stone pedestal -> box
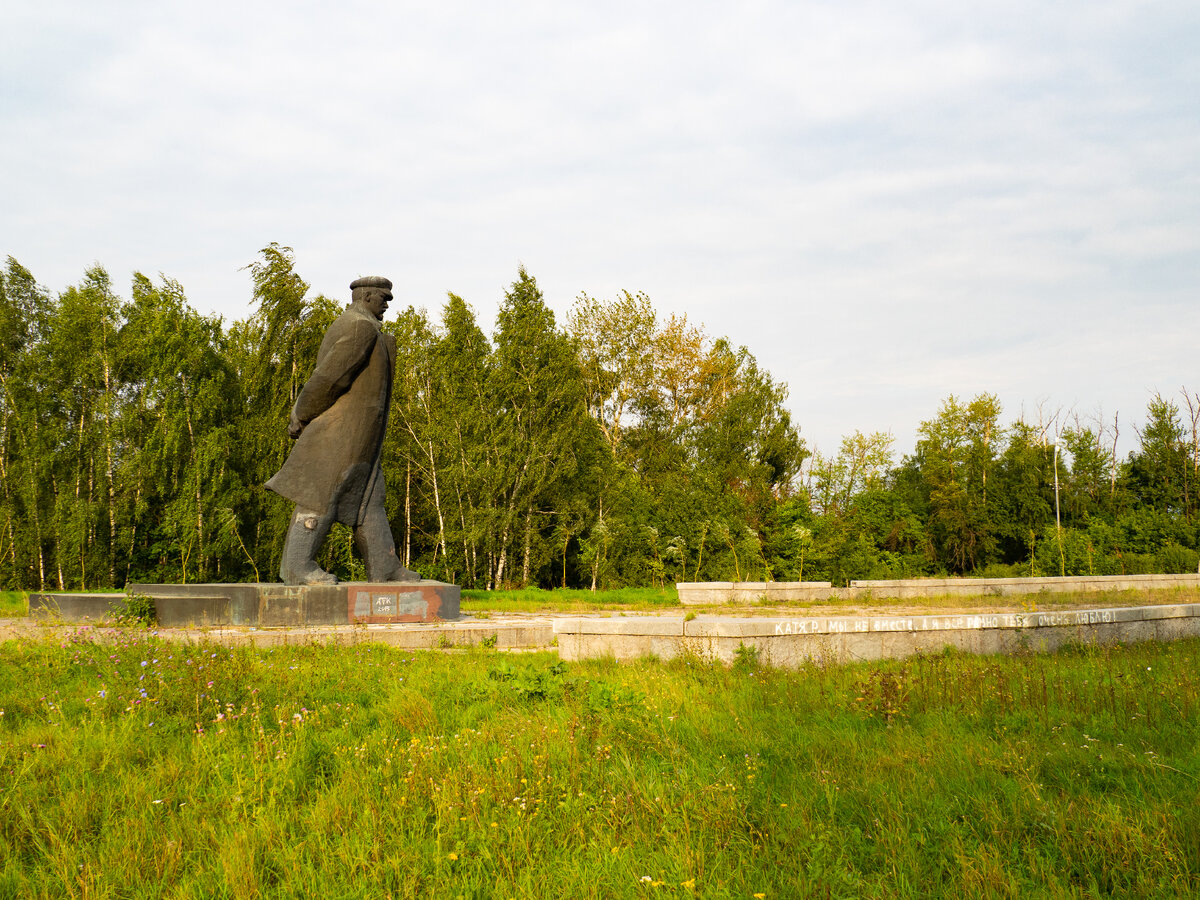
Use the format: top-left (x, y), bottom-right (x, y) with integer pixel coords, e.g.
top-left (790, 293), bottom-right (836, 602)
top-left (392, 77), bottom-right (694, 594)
top-left (27, 592), bottom-right (129, 621)
top-left (28, 581), bottom-right (460, 627)
top-left (345, 582), bottom-right (458, 624)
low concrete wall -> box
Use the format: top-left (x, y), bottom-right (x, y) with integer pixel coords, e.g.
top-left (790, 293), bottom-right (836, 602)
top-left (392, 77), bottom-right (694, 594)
top-left (677, 573), bottom-right (1200, 605)
top-left (28, 592), bottom-right (128, 621)
top-left (32, 581), bottom-right (461, 627)
top-left (555, 603), bottom-right (1200, 668)
top-left (848, 573), bottom-right (1200, 598)
top-left (2, 615), bottom-right (555, 651)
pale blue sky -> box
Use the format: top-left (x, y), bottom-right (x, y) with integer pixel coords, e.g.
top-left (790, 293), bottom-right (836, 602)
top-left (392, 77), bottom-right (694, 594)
top-left (3, 0), bottom-right (1197, 460)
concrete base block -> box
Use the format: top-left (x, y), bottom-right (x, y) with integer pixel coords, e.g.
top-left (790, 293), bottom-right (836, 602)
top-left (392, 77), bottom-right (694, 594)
top-left (848, 573), bottom-right (1200, 599)
top-left (343, 582), bottom-right (459, 623)
top-left (678, 574), bottom-right (1200, 605)
top-left (554, 603), bottom-right (1200, 668)
top-left (32, 580), bottom-right (463, 627)
top-left (29, 592), bottom-right (130, 621)
top-left (1156, 617), bottom-right (1200, 642)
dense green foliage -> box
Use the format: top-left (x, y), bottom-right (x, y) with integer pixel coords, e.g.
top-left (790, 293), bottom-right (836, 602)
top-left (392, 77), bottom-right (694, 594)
top-left (797, 393), bottom-right (1200, 583)
top-left (0, 248), bottom-right (1196, 590)
top-left (1, 634), bottom-right (1198, 897)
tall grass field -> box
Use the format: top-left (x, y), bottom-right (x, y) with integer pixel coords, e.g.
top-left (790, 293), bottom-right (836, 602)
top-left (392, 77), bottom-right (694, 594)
top-left (1, 631), bottom-right (1198, 897)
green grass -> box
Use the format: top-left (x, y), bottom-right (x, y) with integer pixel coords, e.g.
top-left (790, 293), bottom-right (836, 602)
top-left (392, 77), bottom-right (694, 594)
top-left (461, 584), bottom-right (1200, 616)
top-left (461, 585), bottom-right (680, 613)
top-left (1, 632), bottom-right (1198, 897)
top-left (0, 592), bottom-right (26, 617)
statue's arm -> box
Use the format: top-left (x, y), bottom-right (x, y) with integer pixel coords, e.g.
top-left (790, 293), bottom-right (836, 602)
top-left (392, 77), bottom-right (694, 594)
top-left (289, 320), bottom-right (378, 437)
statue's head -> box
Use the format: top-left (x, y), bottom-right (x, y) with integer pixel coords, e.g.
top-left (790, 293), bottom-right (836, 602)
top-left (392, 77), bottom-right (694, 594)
top-left (351, 276), bottom-right (393, 320)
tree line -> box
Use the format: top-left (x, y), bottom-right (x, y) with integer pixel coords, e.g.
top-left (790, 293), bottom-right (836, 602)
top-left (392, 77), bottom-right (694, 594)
top-left (801, 393), bottom-right (1200, 584)
top-left (0, 245), bottom-right (1195, 591)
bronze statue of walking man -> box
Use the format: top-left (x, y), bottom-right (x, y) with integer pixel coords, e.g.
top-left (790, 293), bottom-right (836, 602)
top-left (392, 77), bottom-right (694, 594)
top-left (266, 276), bottom-right (419, 585)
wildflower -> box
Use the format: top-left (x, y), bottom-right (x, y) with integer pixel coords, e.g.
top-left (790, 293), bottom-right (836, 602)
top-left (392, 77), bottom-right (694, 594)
top-left (447, 853), bottom-right (458, 861)
top-left (754, 894), bottom-right (766, 899)
top-left (640, 876), bottom-right (652, 883)
top-left (681, 879), bottom-right (696, 889)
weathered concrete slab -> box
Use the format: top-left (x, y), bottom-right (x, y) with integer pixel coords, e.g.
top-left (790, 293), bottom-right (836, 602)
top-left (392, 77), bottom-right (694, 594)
top-left (0, 612), bottom-right (551, 651)
top-left (554, 603), bottom-right (1200, 667)
top-left (179, 616), bottom-right (547, 649)
top-left (554, 616), bottom-right (684, 636)
top-left (29, 592), bottom-right (129, 621)
top-left (250, 584), bottom-right (345, 626)
top-left (552, 616), bottom-right (683, 662)
top-left (127, 583), bottom-right (258, 626)
top-left (678, 573), bottom-right (1200, 605)
top-left (37, 581), bottom-right (464, 627)
top-left (848, 573), bottom-right (1200, 599)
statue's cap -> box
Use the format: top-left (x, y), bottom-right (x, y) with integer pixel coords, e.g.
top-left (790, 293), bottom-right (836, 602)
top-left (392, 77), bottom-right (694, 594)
top-left (350, 276), bottom-right (392, 292)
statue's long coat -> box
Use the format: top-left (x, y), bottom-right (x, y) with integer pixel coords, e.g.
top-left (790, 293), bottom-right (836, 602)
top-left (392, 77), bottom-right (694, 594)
top-left (266, 302), bottom-right (396, 525)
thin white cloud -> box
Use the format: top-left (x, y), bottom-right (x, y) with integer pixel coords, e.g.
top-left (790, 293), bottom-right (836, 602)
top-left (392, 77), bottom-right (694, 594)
top-left (2, 0), bottom-right (1197, 458)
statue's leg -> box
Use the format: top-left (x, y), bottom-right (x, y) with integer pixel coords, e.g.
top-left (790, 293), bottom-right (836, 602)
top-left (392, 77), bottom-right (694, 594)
top-left (279, 506), bottom-right (338, 585)
top-left (355, 495), bottom-right (419, 583)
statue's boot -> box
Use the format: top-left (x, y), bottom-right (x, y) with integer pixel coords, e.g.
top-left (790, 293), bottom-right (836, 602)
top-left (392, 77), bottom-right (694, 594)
top-left (279, 508), bottom-right (338, 585)
top-left (356, 501), bottom-right (420, 582)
